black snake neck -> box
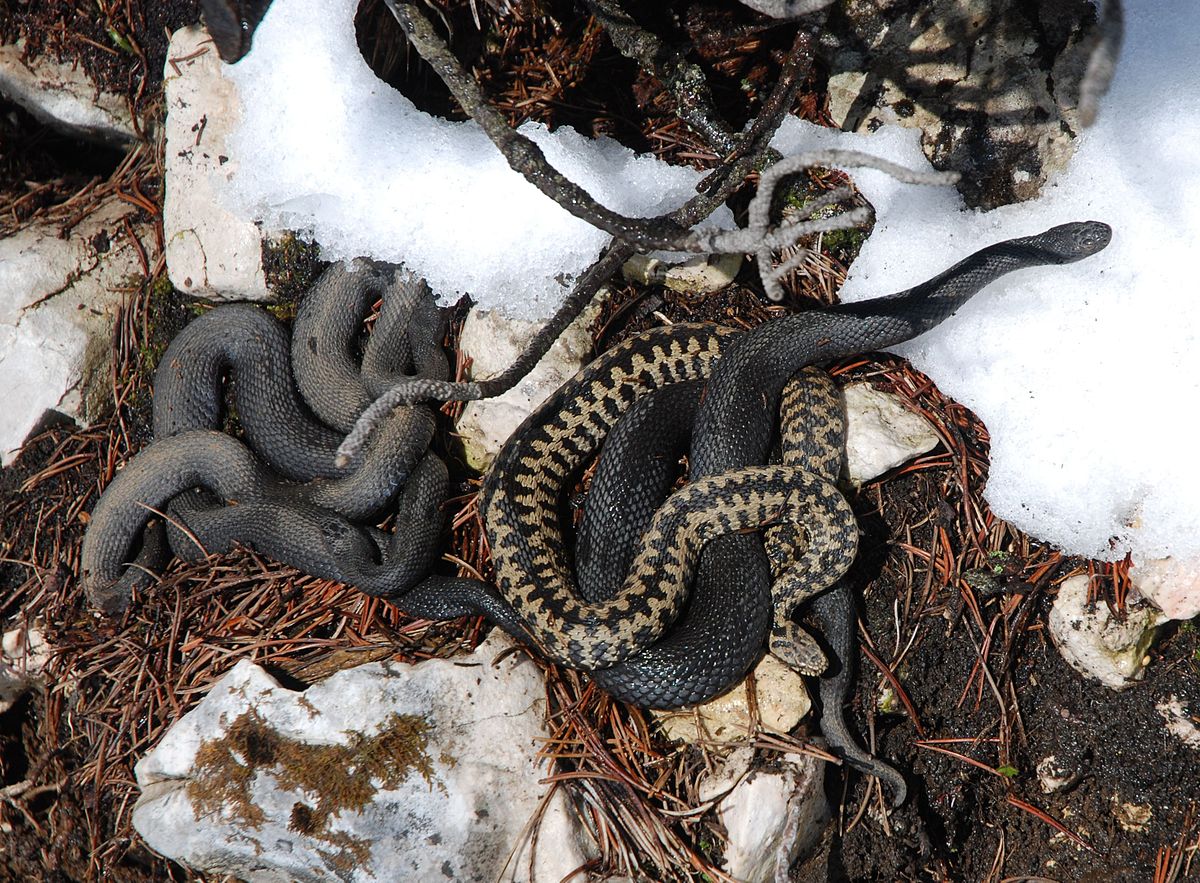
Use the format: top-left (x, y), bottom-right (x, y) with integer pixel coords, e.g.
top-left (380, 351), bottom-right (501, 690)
top-left (691, 222), bottom-right (1112, 478)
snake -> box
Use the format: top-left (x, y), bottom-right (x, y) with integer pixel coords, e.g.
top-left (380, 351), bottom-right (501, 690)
top-left (81, 222), bottom-right (1111, 800)
top-left (578, 368), bottom-right (845, 670)
top-left (577, 366), bottom-right (910, 800)
top-left (81, 261), bottom-right (449, 613)
top-left (395, 221), bottom-right (1112, 714)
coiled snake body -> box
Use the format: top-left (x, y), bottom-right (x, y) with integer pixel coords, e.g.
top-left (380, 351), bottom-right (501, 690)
top-left (400, 221), bottom-right (1112, 712)
top-left (81, 262), bottom-right (449, 612)
top-left (82, 223), bottom-right (1111, 800)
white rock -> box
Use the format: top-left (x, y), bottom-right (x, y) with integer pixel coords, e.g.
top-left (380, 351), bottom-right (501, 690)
top-left (1112, 800), bottom-right (1153, 834)
top-left (1156, 695), bottom-right (1200, 750)
top-left (456, 299), bottom-right (603, 471)
top-left (699, 749), bottom-right (827, 883)
top-left (621, 253), bottom-right (743, 295)
top-left (843, 382), bottom-right (941, 485)
top-left (736, 0), bottom-right (831, 18)
top-left (1036, 755), bottom-right (1081, 794)
top-left (1129, 554), bottom-right (1200, 621)
top-left (0, 623), bottom-right (50, 714)
top-left (1047, 574), bottom-right (1163, 691)
top-left (163, 26), bottom-right (270, 301)
top-left (697, 746), bottom-right (756, 802)
top-left (653, 653), bottom-right (811, 745)
top-left (132, 633), bottom-right (590, 883)
top-left (0, 198), bottom-right (152, 464)
top-left (0, 41), bottom-right (135, 143)
top-left (822, 1), bottom-right (1086, 208)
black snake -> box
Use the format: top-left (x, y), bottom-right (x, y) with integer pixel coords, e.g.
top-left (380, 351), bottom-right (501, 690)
top-left (82, 222), bottom-right (1111, 802)
top-left (578, 365), bottom-right (907, 799)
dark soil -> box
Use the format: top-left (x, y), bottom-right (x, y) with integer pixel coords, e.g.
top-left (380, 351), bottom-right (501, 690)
top-left (813, 464), bottom-right (1200, 881)
top-left (0, 0), bottom-right (202, 110)
top-left (2, 1), bottom-right (1198, 882)
top-left (0, 100), bottom-right (124, 232)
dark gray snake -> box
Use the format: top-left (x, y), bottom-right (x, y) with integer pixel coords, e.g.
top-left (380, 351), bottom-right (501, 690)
top-left (81, 262), bottom-right (449, 613)
top-left (579, 366), bottom-right (905, 799)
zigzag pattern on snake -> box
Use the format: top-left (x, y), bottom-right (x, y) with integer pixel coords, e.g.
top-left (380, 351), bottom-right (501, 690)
top-left (577, 365), bottom-right (909, 799)
top-left (81, 223), bottom-right (1112, 804)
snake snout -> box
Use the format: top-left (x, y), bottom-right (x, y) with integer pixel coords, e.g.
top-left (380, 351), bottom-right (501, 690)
top-left (1070, 220), bottom-right (1112, 256)
top-left (1043, 220), bottom-right (1113, 261)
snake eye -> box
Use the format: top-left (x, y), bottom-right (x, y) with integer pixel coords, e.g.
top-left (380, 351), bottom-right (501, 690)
top-left (1075, 221), bottom-right (1112, 254)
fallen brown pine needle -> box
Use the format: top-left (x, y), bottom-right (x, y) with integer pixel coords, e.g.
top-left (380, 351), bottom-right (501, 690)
top-left (861, 640), bottom-right (926, 737)
top-left (1006, 795), bottom-right (1097, 854)
top-left (915, 741), bottom-right (1008, 780)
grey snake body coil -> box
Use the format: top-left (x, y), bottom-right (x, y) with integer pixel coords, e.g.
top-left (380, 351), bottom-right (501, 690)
top-left (81, 223), bottom-right (1112, 802)
top-left (81, 262), bottom-right (450, 612)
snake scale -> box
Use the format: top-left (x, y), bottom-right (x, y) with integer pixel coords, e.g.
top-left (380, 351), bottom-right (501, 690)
top-left (578, 368), bottom-right (847, 675)
top-left (578, 366), bottom-right (908, 797)
top-left (399, 221), bottom-right (1112, 701)
top-left (81, 261), bottom-right (449, 612)
top-left (397, 220), bottom-right (1112, 804)
top-left (82, 222), bottom-right (1111, 801)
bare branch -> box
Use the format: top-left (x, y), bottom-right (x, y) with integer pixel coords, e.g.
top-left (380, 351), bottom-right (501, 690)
top-left (339, 21), bottom-right (961, 458)
top-left (699, 150), bottom-right (960, 300)
top-left (337, 25), bottom-right (819, 466)
top-left (581, 0), bottom-right (740, 154)
top-left (383, 0), bottom-right (694, 250)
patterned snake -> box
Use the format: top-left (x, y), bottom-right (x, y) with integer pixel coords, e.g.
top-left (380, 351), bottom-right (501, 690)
top-left (399, 221), bottom-right (1112, 716)
top-left (578, 366), bottom-right (909, 798)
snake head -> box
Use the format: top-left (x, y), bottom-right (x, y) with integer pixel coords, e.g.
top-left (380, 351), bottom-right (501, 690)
top-left (1040, 220), bottom-right (1113, 262)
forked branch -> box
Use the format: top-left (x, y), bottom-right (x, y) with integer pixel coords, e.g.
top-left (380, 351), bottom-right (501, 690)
top-left (340, 2), bottom-right (958, 465)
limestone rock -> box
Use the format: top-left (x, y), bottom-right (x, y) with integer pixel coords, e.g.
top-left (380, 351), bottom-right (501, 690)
top-left (1156, 695), bottom-right (1200, 751)
top-left (1112, 799), bottom-right (1153, 834)
top-left (1036, 754), bottom-right (1082, 794)
top-left (456, 299), bottom-right (603, 471)
top-left (843, 382), bottom-right (941, 486)
top-left (737, 0), bottom-right (834, 17)
top-left (622, 253), bottom-right (743, 296)
top-left (0, 623), bottom-right (50, 714)
top-left (1129, 554), bottom-right (1200, 622)
top-left (0, 198), bottom-right (152, 464)
top-left (163, 26), bottom-right (270, 301)
top-left (1048, 574), bottom-right (1163, 691)
top-left (823, 0), bottom-right (1100, 209)
top-left (653, 654), bottom-right (811, 745)
top-left (699, 749), bottom-right (828, 882)
top-left (0, 41), bottom-right (136, 143)
top-left (132, 633), bottom-right (590, 883)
